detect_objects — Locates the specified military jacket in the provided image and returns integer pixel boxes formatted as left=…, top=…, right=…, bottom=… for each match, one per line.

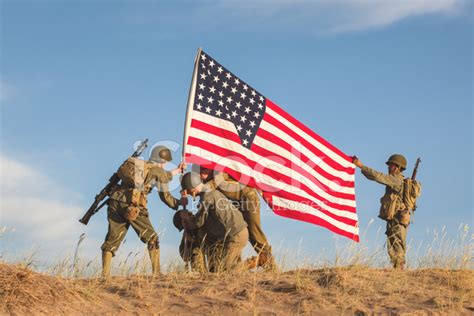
left=205, top=172, right=259, bottom=202
left=110, top=162, right=179, bottom=210
left=189, top=189, right=247, bottom=240
left=361, top=165, right=405, bottom=220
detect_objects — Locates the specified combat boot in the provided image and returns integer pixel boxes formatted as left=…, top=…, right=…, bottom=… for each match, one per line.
left=244, top=256, right=258, bottom=270
left=259, top=252, right=277, bottom=272
left=148, top=248, right=160, bottom=277
left=102, top=251, right=113, bottom=279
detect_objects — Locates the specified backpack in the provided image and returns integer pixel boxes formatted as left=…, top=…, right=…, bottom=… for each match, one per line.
left=402, top=178, right=422, bottom=211
left=117, top=157, right=149, bottom=189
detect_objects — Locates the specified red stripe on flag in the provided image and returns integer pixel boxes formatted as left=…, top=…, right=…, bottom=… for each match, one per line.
left=191, top=119, right=241, bottom=144
left=262, top=112, right=354, bottom=175
left=266, top=99, right=354, bottom=165
left=185, top=152, right=357, bottom=227
left=256, top=127, right=354, bottom=187
left=187, top=136, right=356, bottom=213
left=264, top=192, right=359, bottom=242
left=190, top=118, right=354, bottom=197
left=251, top=142, right=355, bottom=200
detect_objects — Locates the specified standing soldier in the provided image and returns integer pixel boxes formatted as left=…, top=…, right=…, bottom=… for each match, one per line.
left=101, top=146, right=186, bottom=278
left=180, top=171, right=249, bottom=272
left=353, top=154, right=410, bottom=269
left=199, top=166, right=275, bottom=270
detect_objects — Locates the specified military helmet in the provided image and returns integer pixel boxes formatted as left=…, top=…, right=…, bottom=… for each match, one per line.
left=149, top=146, right=172, bottom=163
left=173, top=211, right=184, bottom=232
left=181, top=172, right=202, bottom=191
left=386, top=154, right=407, bottom=171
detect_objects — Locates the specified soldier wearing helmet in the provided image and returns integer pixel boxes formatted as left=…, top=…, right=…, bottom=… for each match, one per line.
left=353, top=154, right=409, bottom=269
left=179, top=171, right=248, bottom=272
left=173, top=210, right=206, bottom=273
left=191, top=164, right=275, bottom=270
left=101, top=145, right=187, bottom=278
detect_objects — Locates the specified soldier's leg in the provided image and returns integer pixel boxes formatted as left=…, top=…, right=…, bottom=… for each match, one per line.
left=242, top=195, right=275, bottom=269
left=222, top=228, right=249, bottom=271
left=129, top=208, right=160, bottom=276
left=179, top=235, right=190, bottom=267
left=205, top=241, right=220, bottom=273
left=190, top=247, right=206, bottom=273
left=386, top=219, right=407, bottom=268
left=100, top=202, right=130, bottom=277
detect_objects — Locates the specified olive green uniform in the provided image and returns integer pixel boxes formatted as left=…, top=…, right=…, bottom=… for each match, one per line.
left=178, top=228, right=206, bottom=272
left=205, top=172, right=272, bottom=259
left=360, top=165, right=407, bottom=268
left=187, top=188, right=248, bottom=271
left=101, top=163, right=180, bottom=255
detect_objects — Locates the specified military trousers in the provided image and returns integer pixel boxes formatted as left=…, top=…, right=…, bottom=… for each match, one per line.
left=101, top=199, right=159, bottom=255
left=241, top=194, right=272, bottom=256
left=386, top=217, right=407, bottom=268
left=179, top=234, right=206, bottom=272
left=205, top=228, right=248, bottom=272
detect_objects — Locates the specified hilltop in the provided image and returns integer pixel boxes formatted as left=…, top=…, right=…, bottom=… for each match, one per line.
left=1, top=263, right=473, bottom=315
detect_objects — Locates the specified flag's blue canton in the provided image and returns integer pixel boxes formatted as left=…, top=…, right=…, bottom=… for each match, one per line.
left=193, top=52, right=266, bottom=149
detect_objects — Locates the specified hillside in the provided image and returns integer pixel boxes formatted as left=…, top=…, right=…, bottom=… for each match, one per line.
left=1, top=263, right=473, bottom=315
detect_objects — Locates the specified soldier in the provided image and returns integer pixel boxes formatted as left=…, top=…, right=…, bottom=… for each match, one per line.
left=173, top=210, right=206, bottom=273
left=100, top=146, right=186, bottom=278
left=353, top=154, right=409, bottom=269
left=180, top=171, right=249, bottom=272
left=199, top=166, right=275, bottom=270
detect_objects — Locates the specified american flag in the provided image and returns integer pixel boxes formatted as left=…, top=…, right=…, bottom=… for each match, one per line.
left=183, top=49, right=359, bottom=241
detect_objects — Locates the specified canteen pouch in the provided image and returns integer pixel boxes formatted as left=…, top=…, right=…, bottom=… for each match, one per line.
left=123, top=188, right=147, bottom=208
left=379, top=193, right=398, bottom=220
left=120, top=206, right=141, bottom=221
left=398, top=210, right=411, bottom=226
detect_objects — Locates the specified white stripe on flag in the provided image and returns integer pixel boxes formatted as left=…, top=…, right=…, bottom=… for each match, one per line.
left=270, top=195, right=359, bottom=235
left=186, top=141, right=358, bottom=218
left=265, top=106, right=354, bottom=169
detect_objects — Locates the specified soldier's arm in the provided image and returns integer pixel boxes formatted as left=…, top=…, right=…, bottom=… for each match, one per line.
left=187, top=203, right=208, bottom=229
left=157, top=182, right=179, bottom=210
left=145, top=165, right=173, bottom=186
left=360, top=165, right=402, bottom=191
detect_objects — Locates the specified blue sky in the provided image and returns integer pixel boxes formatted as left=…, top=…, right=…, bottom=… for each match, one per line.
left=1, top=0, right=472, bottom=270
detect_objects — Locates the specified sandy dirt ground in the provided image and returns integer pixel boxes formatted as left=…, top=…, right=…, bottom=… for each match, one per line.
left=1, top=263, right=473, bottom=315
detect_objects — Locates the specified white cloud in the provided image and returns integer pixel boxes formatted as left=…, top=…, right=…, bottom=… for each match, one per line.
left=209, top=0, right=466, bottom=33
left=0, top=155, right=185, bottom=270
left=0, top=155, right=86, bottom=257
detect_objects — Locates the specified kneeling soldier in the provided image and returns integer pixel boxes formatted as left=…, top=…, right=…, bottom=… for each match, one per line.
left=101, top=146, right=186, bottom=278
left=173, top=210, right=206, bottom=273
left=199, top=167, right=275, bottom=270
left=180, top=172, right=248, bottom=272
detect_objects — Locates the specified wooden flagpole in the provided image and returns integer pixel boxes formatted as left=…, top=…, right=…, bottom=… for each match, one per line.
left=181, top=47, right=202, bottom=163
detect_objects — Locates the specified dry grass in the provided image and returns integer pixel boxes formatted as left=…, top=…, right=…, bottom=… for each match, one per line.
left=1, top=223, right=473, bottom=314
left=1, top=263, right=473, bottom=315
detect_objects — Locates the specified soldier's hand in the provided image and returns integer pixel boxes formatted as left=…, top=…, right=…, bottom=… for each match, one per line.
left=184, top=231, right=194, bottom=242
left=352, top=156, right=363, bottom=168
left=179, top=196, right=188, bottom=207
left=178, top=162, right=187, bottom=173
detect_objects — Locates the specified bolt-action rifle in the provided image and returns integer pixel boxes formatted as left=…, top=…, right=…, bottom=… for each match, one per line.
left=79, top=139, right=149, bottom=225
left=411, top=158, right=421, bottom=181
left=410, top=157, right=421, bottom=214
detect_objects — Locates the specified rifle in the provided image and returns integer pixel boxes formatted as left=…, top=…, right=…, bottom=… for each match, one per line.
left=79, top=138, right=149, bottom=225
left=411, top=157, right=421, bottom=181
left=408, top=157, right=421, bottom=217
